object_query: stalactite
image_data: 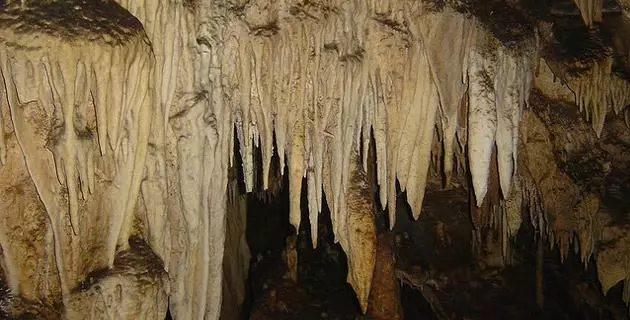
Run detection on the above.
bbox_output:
[419,6,476,186]
[572,0,604,27]
[392,12,441,220]
[467,31,498,207]
[363,16,408,230]
[545,57,630,137]
[468,32,535,206]
[495,52,526,198]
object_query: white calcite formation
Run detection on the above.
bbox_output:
[0,1,154,314]
[0,0,541,319]
[115,0,537,317]
[467,31,535,205]
[419,7,476,189]
[545,56,630,137]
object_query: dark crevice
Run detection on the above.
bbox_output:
[238,131,361,319]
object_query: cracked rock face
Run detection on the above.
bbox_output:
[0,0,629,319]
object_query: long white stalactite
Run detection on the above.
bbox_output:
[466,31,535,205]
[419,7,476,187]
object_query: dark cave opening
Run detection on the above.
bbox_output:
[241,175,362,319]
[234,131,363,319]
[222,119,630,320]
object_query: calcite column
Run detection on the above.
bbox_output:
[0,0,155,309]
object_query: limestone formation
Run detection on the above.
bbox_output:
[0,0,629,319]
[0,1,156,317]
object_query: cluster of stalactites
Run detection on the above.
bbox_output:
[500,167,599,268]
[547,57,630,137]
[572,59,630,135]
[213,3,538,312]
[572,0,604,27]
[467,34,536,208]
[222,1,537,244]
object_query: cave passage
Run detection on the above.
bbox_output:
[237,140,363,319]
[229,131,630,319]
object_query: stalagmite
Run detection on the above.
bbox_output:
[342,151,376,313]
